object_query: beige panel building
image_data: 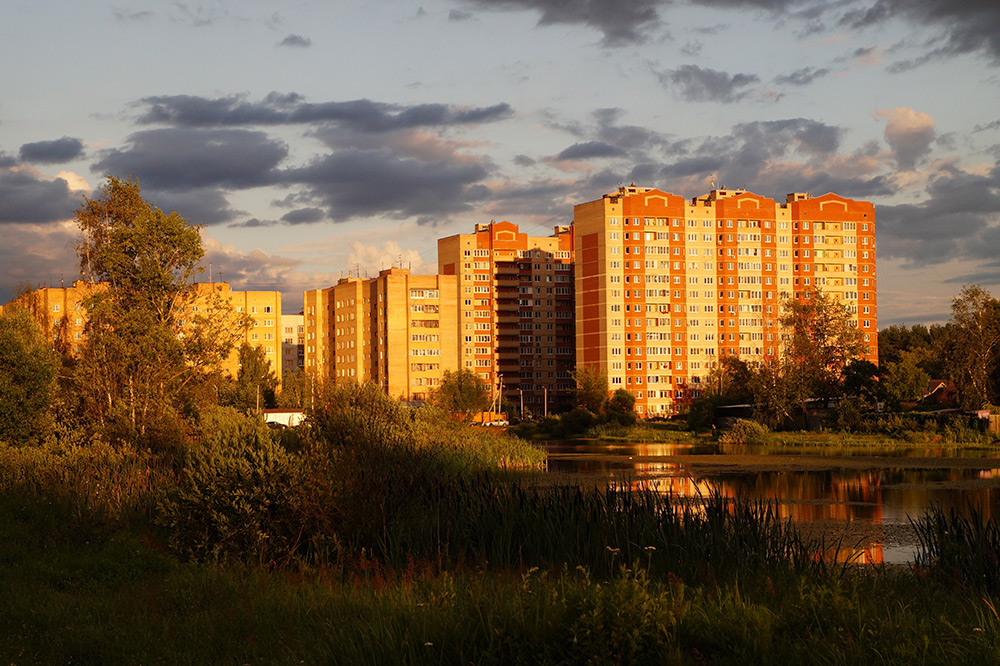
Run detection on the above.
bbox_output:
[302,268,459,401]
[574,185,877,417]
[280,314,305,376]
[5,281,283,382]
[438,221,575,414]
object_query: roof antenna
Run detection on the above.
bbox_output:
[209,262,213,283]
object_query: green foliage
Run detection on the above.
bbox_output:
[309,380,415,449]
[781,288,867,402]
[882,350,932,409]
[0,306,60,443]
[605,388,637,426]
[156,410,307,565]
[718,418,771,446]
[221,343,278,411]
[72,177,243,448]
[430,368,490,420]
[573,365,609,413]
[913,503,1000,595]
[942,285,1000,410]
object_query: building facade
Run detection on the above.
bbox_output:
[303,268,460,401]
[280,314,305,376]
[438,221,576,414]
[4,281,283,382]
[573,186,877,417]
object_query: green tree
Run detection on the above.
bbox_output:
[431,368,490,421]
[0,307,60,442]
[882,350,931,410]
[73,176,244,447]
[842,359,882,407]
[605,388,637,426]
[573,365,609,414]
[942,285,1000,410]
[223,343,278,411]
[781,289,867,404]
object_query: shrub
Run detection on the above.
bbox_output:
[156,412,306,565]
[718,418,770,446]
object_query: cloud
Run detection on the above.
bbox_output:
[112,7,153,22]
[19,137,85,164]
[199,237,311,309]
[876,107,936,170]
[281,148,492,222]
[449,9,473,21]
[346,240,428,275]
[458,0,664,46]
[656,64,760,103]
[839,0,1000,67]
[0,169,82,225]
[554,141,627,161]
[0,222,81,305]
[135,93,514,132]
[774,66,831,86]
[877,161,1000,267]
[93,128,288,190]
[142,187,243,226]
[280,207,325,225]
[278,34,312,47]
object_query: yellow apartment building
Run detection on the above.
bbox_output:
[280,314,305,376]
[437,221,576,414]
[573,185,877,417]
[4,281,283,382]
[303,268,460,402]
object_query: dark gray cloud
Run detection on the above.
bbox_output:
[0,153,17,168]
[974,119,1000,133]
[280,207,325,224]
[278,34,312,47]
[281,149,492,222]
[449,9,473,20]
[93,128,287,190]
[19,137,85,164]
[459,0,664,46]
[878,161,1000,265]
[136,93,513,131]
[774,66,831,86]
[657,65,760,103]
[840,0,1000,66]
[0,225,81,306]
[0,171,81,224]
[554,141,626,161]
[141,187,243,226]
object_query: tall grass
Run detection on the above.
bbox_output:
[0,439,171,528]
[913,503,1000,593]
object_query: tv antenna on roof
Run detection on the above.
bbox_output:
[710,173,717,189]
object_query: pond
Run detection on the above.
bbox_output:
[543,440,1000,564]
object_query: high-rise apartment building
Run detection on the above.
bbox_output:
[574,186,877,417]
[438,221,576,413]
[303,268,460,401]
[280,314,305,376]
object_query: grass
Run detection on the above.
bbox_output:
[7,403,1000,663]
[3,504,1000,665]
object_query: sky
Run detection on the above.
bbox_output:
[2,0,999,325]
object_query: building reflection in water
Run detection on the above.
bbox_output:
[544,441,1000,565]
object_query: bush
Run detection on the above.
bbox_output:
[156,411,307,565]
[718,419,770,446]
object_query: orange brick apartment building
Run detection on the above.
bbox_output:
[574,185,877,417]
[438,221,576,413]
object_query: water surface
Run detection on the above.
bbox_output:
[543,439,1000,564]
